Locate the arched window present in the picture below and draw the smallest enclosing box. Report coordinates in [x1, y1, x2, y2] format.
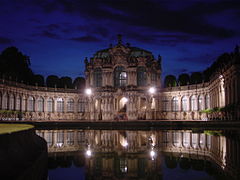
[137, 66, 147, 86]
[183, 132, 190, 147]
[22, 96, 26, 111]
[45, 131, 53, 147]
[2, 94, 8, 110]
[78, 99, 86, 113]
[190, 95, 197, 111]
[192, 133, 198, 148]
[200, 134, 205, 149]
[114, 66, 127, 87]
[93, 68, 102, 87]
[57, 98, 64, 112]
[67, 99, 74, 112]
[172, 97, 178, 112]
[198, 95, 204, 110]
[162, 97, 170, 112]
[173, 132, 180, 147]
[9, 94, 14, 110]
[151, 72, 157, 85]
[37, 97, 44, 112]
[205, 94, 210, 109]
[28, 96, 35, 111]
[16, 96, 21, 110]
[47, 98, 54, 112]
[0, 92, 2, 109]
[181, 96, 188, 111]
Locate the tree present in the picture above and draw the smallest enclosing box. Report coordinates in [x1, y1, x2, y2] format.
[178, 73, 190, 86]
[73, 77, 85, 89]
[46, 75, 60, 88]
[33, 74, 45, 86]
[59, 76, 73, 88]
[164, 75, 177, 87]
[0, 46, 34, 83]
[190, 72, 203, 84]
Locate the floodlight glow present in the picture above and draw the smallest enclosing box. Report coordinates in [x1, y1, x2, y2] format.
[122, 97, 128, 104]
[149, 87, 156, 94]
[122, 141, 128, 147]
[86, 149, 92, 157]
[150, 150, 155, 157]
[85, 88, 92, 95]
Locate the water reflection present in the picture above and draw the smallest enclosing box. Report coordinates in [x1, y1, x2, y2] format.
[36, 129, 240, 180]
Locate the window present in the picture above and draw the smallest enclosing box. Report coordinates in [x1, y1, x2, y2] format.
[57, 131, 64, 146]
[162, 97, 170, 111]
[114, 66, 127, 87]
[45, 131, 53, 147]
[37, 97, 44, 112]
[137, 67, 147, 86]
[172, 97, 178, 112]
[151, 72, 157, 85]
[9, 95, 14, 110]
[198, 96, 204, 110]
[181, 96, 188, 111]
[16, 96, 21, 110]
[67, 131, 74, 145]
[0, 92, 2, 109]
[93, 68, 102, 87]
[120, 158, 128, 173]
[192, 133, 198, 148]
[67, 99, 74, 112]
[190, 95, 197, 111]
[57, 98, 64, 112]
[78, 99, 85, 113]
[77, 131, 85, 145]
[2, 94, 7, 109]
[47, 98, 54, 112]
[22, 97, 26, 111]
[183, 132, 190, 147]
[205, 94, 210, 109]
[200, 134, 205, 149]
[173, 132, 180, 147]
[28, 96, 35, 111]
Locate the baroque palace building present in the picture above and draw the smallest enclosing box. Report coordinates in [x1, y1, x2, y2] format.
[0, 37, 239, 121]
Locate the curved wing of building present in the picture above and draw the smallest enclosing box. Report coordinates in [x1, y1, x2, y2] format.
[0, 37, 239, 121]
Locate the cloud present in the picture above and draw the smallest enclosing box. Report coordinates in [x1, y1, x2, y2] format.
[0, 37, 13, 44]
[70, 35, 101, 42]
[32, 30, 60, 39]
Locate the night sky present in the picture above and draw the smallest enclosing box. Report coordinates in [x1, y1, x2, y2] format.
[0, 0, 240, 79]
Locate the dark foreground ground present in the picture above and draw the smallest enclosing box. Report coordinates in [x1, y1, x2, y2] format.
[1, 120, 240, 130]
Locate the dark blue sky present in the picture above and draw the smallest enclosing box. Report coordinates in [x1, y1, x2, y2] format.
[0, 0, 239, 79]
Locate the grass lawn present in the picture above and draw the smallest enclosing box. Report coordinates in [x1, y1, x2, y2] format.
[0, 124, 34, 135]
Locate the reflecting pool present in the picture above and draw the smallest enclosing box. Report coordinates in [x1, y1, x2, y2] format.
[35, 128, 240, 180]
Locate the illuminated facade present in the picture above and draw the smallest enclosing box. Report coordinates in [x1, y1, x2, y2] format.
[0, 37, 239, 121]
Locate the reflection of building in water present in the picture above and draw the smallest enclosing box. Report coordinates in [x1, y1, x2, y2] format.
[36, 129, 240, 179]
[1, 37, 239, 121]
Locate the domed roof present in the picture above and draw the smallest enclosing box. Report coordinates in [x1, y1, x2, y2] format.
[93, 45, 153, 59]
[93, 34, 153, 58]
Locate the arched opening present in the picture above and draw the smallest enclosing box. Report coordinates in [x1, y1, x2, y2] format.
[93, 68, 102, 87]
[114, 66, 127, 87]
[137, 66, 147, 86]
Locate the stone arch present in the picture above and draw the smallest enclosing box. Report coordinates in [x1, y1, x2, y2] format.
[56, 97, 64, 112]
[27, 96, 35, 112]
[37, 96, 44, 112]
[67, 98, 74, 112]
[190, 95, 197, 111]
[181, 96, 188, 111]
[47, 97, 54, 112]
[198, 95, 204, 111]
[172, 96, 178, 112]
